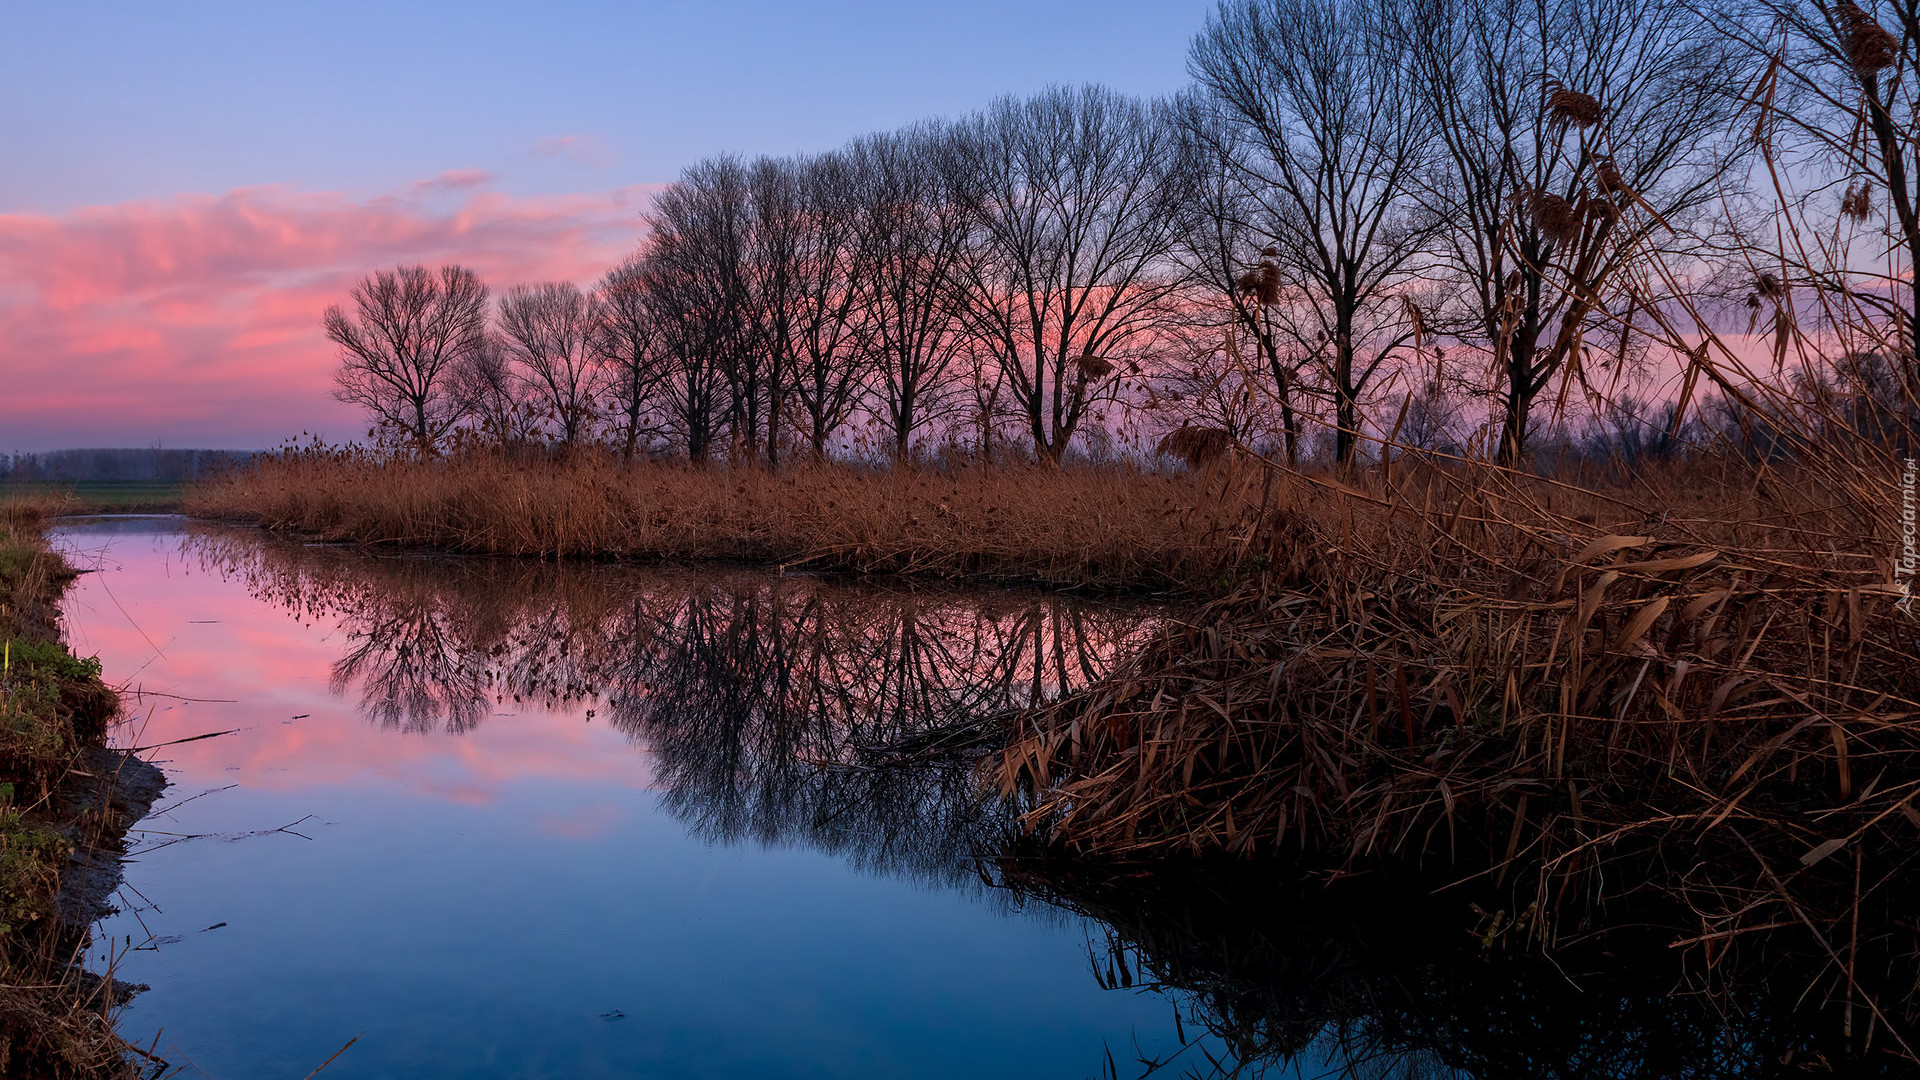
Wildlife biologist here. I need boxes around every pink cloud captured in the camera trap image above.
[0,176,660,450]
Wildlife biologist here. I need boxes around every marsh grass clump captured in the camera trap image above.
[1842,182,1876,220]
[2,641,114,795]
[0,496,97,807]
[1075,353,1116,380]
[0,810,69,938]
[187,446,1275,592]
[996,433,1920,1054]
[1836,1,1900,72]
[1526,190,1583,244]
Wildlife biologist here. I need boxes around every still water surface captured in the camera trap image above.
[55,517,1190,1080]
[52,518,1850,1078]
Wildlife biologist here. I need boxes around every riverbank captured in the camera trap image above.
[995,446,1920,1059]
[185,436,1920,1057]
[0,495,162,1078]
[184,446,1271,593]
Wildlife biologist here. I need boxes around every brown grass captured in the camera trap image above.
[0,492,77,541]
[186,446,1280,592]
[994,440,1920,1054]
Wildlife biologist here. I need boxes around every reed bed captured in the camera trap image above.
[187,446,1272,591]
[995,444,1920,1054]
[0,491,77,538]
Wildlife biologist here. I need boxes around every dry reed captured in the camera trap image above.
[1837,1,1899,71]
[186,447,1275,592]
[995,444,1920,1051]
[1156,426,1233,470]
[1547,86,1604,126]
[1527,190,1583,244]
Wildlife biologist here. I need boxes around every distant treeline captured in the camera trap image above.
[0,448,259,483]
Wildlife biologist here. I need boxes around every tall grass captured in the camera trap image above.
[995,398,1919,1055]
[187,447,1278,591]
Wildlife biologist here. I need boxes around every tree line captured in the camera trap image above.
[0,448,258,482]
[328,0,1916,468]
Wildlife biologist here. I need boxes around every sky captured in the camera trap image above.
[0,0,1213,452]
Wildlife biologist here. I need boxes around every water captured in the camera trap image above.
[53,518,1871,1078]
[55,517,1186,1080]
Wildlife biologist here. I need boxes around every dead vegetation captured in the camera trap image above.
[186,447,1276,592]
[994,435,1920,1059]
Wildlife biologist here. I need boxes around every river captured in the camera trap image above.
[55,516,1194,1079]
[56,516,1845,1078]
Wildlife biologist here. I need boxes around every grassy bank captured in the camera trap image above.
[187,446,1273,592]
[0,494,153,1078]
[994,446,1920,1058]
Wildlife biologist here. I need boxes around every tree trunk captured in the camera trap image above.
[1497,330,1543,465]
[1254,311,1300,467]
[1333,319,1359,469]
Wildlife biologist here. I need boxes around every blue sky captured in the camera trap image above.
[3,0,1214,212]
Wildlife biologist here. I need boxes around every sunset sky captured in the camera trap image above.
[1,0,1209,451]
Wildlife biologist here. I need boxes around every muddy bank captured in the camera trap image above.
[57,748,168,930]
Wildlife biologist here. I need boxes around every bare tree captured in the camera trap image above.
[1396,0,1746,461]
[595,258,672,461]
[745,156,806,462]
[645,158,757,459]
[325,264,489,458]
[453,335,542,450]
[846,124,974,461]
[1190,0,1439,468]
[779,152,870,460]
[497,281,606,448]
[1169,94,1306,465]
[636,241,731,461]
[949,85,1191,464]
[652,259,731,462]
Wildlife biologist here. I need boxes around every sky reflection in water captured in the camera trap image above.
[57,517,1183,1080]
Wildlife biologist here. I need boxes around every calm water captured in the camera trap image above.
[55,517,1190,1080]
[54,518,1847,1079]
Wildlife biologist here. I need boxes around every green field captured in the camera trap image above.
[0,479,186,512]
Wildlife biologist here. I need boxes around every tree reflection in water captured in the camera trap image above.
[992,851,1916,1078]
[188,526,1899,1078]
[186,526,1162,885]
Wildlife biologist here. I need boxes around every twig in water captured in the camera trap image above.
[299,1035,359,1080]
[120,689,238,704]
[130,729,240,752]
[150,784,238,817]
